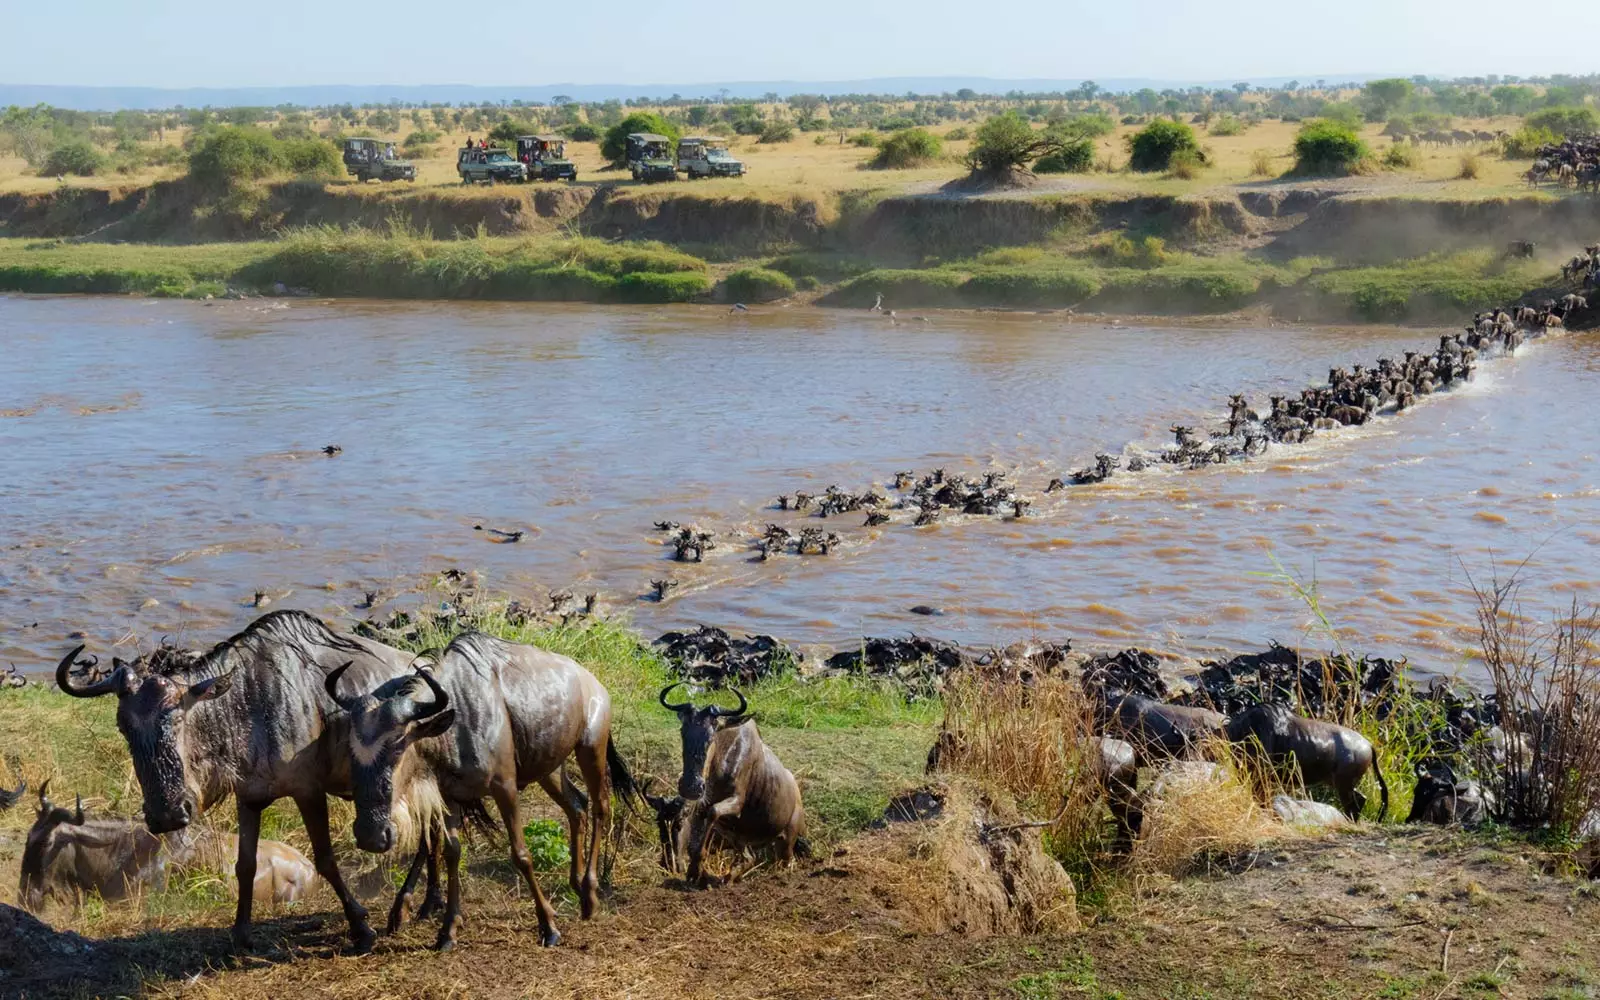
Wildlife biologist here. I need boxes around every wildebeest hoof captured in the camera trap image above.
[909,605,943,616]
[230,927,253,951]
[540,927,562,948]
[350,924,377,954]
[434,935,457,952]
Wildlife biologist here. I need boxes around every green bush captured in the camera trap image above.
[522,820,569,871]
[564,122,600,142]
[1382,142,1421,169]
[849,132,880,148]
[1164,148,1205,179]
[601,113,679,165]
[1095,234,1169,268]
[188,127,282,186]
[40,140,105,177]
[869,128,944,169]
[488,119,537,145]
[1502,125,1558,158]
[402,130,441,154]
[1125,119,1201,172]
[1208,114,1246,137]
[279,138,340,177]
[1526,106,1599,138]
[944,126,970,141]
[1032,139,1093,173]
[758,121,795,144]
[967,111,1044,173]
[1290,119,1372,175]
[723,266,796,302]
[187,126,339,186]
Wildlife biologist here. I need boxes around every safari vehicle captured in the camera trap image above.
[626,133,677,183]
[677,137,746,178]
[342,137,416,182]
[516,135,577,182]
[457,146,528,184]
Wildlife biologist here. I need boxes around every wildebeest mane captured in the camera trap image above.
[152,610,367,682]
[438,630,506,679]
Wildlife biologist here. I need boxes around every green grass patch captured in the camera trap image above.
[1305,250,1547,322]
[722,266,797,303]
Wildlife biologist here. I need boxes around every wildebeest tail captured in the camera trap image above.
[607,740,641,812]
[462,798,499,837]
[1373,758,1390,823]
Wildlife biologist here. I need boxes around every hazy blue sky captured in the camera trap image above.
[8,0,1600,88]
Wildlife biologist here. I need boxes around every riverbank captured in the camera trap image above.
[5,599,1600,998]
[1,176,1593,318]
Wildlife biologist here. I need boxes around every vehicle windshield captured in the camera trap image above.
[706,147,734,160]
[487,151,514,162]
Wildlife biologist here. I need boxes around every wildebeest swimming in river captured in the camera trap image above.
[55,609,421,952]
[329,632,638,950]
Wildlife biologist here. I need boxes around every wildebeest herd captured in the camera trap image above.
[1524,134,1600,190]
[18,609,805,954]
[667,248,1588,565]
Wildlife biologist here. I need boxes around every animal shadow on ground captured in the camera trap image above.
[3,905,369,998]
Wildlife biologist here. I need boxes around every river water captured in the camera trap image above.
[3,295,1598,678]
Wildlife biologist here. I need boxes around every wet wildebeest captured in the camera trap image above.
[56,609,420,951]
[1406,761,1491,827]
[659,684,807,884]
[1098,736,1140,837]
[1100,691,1225,763]
[641,778,687,872]
[1222,702,1388,820]
[19,781,316,912]
[330,631,638,950]
[0,775,24,810]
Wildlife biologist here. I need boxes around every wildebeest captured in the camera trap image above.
[1099,691,1225,762]
[55,609,421,951]
[0,777,24,810]
[1406,762,1491,827]
[1222,702,1388,820]
[328,631,637,950]
[660,684,807,884]
[19,781,315,912]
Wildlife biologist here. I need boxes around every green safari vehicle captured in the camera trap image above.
[516,135,577,181]
[342,137,416,182]
[626,133,677,183]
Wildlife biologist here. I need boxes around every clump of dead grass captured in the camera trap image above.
[1128,740,1286,878]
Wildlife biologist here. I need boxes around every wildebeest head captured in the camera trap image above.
[1223,700,1293,744]
[55,645,231,834]
[325,663,456,853]
[19,779,85,911]
[659,682,748,800]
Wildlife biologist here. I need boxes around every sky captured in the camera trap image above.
[7,0,1600,89]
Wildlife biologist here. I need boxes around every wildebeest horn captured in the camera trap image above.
[409,666,449,722]
[73,794,84,826]
[38,779,50,812]
[55,645,126,699]
[659,682,691,712]
[324,661,357,710]
[710,687,748,718]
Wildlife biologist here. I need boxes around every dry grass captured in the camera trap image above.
[932,671,1107,861]
[1248,148,1276,177]
[1471,570,1600,833]
[1458,151,1484,180]
[1127,741,1287,879]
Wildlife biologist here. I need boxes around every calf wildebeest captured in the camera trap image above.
[660,684,807,884]
[1406,762,1491,827]
[55,609,420,951]
[1223,702,1388,820]
[329,631,637,950]
[0,777,24,810]
[19,782,315,912]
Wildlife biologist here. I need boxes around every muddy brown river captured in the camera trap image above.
[3,295,1597,678]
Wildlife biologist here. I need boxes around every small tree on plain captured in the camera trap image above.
[965,111,1079,180]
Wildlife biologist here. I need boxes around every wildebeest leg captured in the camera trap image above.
[573,738,612,919]
[686,793,745,883]
[296,793,376,953]
[436,805,467,952]
[1338,783,1367,820]
[415,832,444,920]
[387,830,432,935]
[490,780,561,948]
[231,801,263,950]
[536,770,585,901]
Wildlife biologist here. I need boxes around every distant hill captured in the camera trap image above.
[0,75,1387,111]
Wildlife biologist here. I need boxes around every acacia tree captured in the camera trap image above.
[965,111,1084,179]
